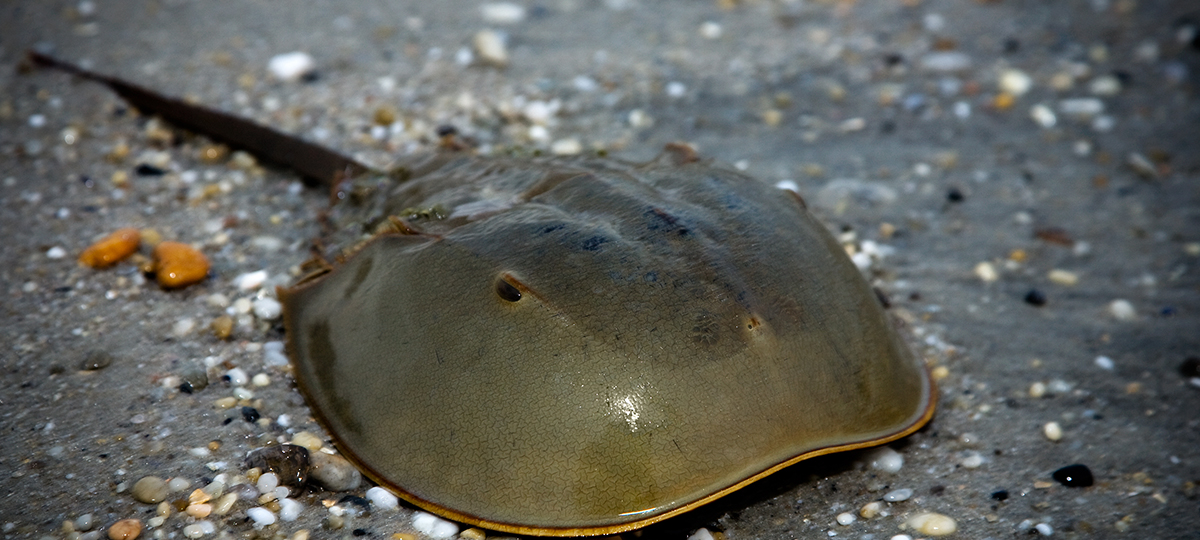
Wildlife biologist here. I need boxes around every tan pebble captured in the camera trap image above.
[111,170,130,188]
[761,108,782,127]
[459,528,487,540]
[245,467,262,483]
[108,519,142,540]
[1034,480,1054,489]
[188,488,212,504]
[290,431,324,452]
[879,222,896,239]
[79,228,141,268]
[473,29,508,66]
[1125,382,1142,394]
[1047,268,1079,286]
[228,151,257,169]
[906,512,957,536]
[289,530,311,540]
[309,451,362,491]
[212,493,238,515]
[154,241,210,288]
[931,366,950,381]
[859,501,884,519]
[155,502,171,518]
[391,534,417,540]
[1043,421,1063,441]
[1029,381,1047,398]
[198,144,229,163]
[139,228,162,248]
[207,440,222,452]
[184,503,212,518]
[213,397,237,409]
[131,476,169,504]
[1008,248,1027,262]
[373,105,397,126]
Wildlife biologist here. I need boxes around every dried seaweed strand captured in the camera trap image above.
[27,51,371,186]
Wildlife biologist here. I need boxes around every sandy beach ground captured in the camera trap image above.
[2,1,1198,539]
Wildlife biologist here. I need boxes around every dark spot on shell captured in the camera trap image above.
[581,235,608,251]
[496,277,522,302]
[1052,464,1094,487]
[246,444,311,488]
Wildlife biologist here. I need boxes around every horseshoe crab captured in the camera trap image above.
[282,147,934,536]
[32,52,934,537]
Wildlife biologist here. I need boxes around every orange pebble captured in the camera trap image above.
[107,518,142,540]
[154,241,210,288]
[79,228,141,268]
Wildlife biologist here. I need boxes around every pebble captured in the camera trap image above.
[246,445,310,488]
[1052,464,1094,487]
[906,512,957,536]
[1108,299,1136,320]
[860,501,884,519]
[687,528,715,540]
[974,261,999,282]
[253,297,283,320]
[268,52,316,81]
[233,270,268,291]
[212,493,237,515]
[278,498,303,521]
[961,451,984,468]
[1029,381,1047,398]
[1089,75,1121,95]
[1036,522,1055,535]
[836,512,856,525]
[412,512,459,539]
[1060,98,1104,118]
[107,519,142,540]
[919,51,972,72]
[1043,421,1064,441]
[79,228,141,268]
[551,138,583,156]
[1030,104,1057,128]
[132,476,169,504]
[256,472,280,494]
[79,349,113,371]
[1047,269,1079,286]
[290,431,324,452]
[246,507,276,527]
[480,2,526,24]
[999,68,1033,96]
[884,488,913,502]
[76,514,95,532]
[1095,356,1115,371]
[167,477,190,492]
[181,521,214,538]
[153,241,210,288]
[473,29,508,67]
[700,21,722,39]
[365,486,399,510]
[1024,289,1047,306]
[225,368,248,386]
[866,446,904,473]
[47,246,67,259]
[308,451,362,491]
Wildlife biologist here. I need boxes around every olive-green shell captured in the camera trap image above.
[282,150,933,536]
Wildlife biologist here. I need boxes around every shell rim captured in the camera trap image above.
[280,275,937,537]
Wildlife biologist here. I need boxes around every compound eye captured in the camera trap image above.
[495,275,523,302]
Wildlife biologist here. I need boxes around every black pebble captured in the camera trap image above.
[930,485,945,496]
[340,494,372,512]
[241,406,261,423]
[79,349,113,371]
[134,164,166,176]
[946,187,964,202]
[435,124,458,137]
[178,381,194,394]
[246,444,310,487]
[1024,289,1047,306]
[991,489,1009,501]
[1052,464,1094,487]
[1180,357,1200,379]
[351,529,370,537]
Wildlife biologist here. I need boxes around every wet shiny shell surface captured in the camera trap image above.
[282,151,934,536]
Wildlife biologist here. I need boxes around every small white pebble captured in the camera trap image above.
[859,501,884,519]
[256,472,279,494]
[366,486,399,510]
[233,270,268,291]
[1029,381,1047,398]
[173,318,197,337]
[1095,356,1115,370]
[167,477,191,492]
[253,297,283,320]
[480,2,526,24]
[277,498,302,521]
[866,447,904,473]
[999,68,1033,96]
[699,21,722,39]
[891,536,913,540]
[246,507,276,527]
[231,297,253,315]
[473,29,509,66]
[1036,522,1055,535]
[1044,421,1064,441]
[687,528,715,540]
[1030,104,1057,128]
[268,52,316,81]
[961,451,984,468]
[551,138,582,156]
[775,179,799,193]
[836,512,856,525]
[974,261,999,282]
[206,293,230,308]
[46,246,67,259]
[251,373,270,387]
[1047,269,1079,286]
[225,368,249,386]
[412,512,459,538]
[666,81,687,98]
[1108,299,1136,321]
[883,488,913,502]
[29,114,47,128]
[906,512,957,536]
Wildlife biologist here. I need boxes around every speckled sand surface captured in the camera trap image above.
[2,1,1199,539]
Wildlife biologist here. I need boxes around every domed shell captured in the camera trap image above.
[281,150,934,536]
